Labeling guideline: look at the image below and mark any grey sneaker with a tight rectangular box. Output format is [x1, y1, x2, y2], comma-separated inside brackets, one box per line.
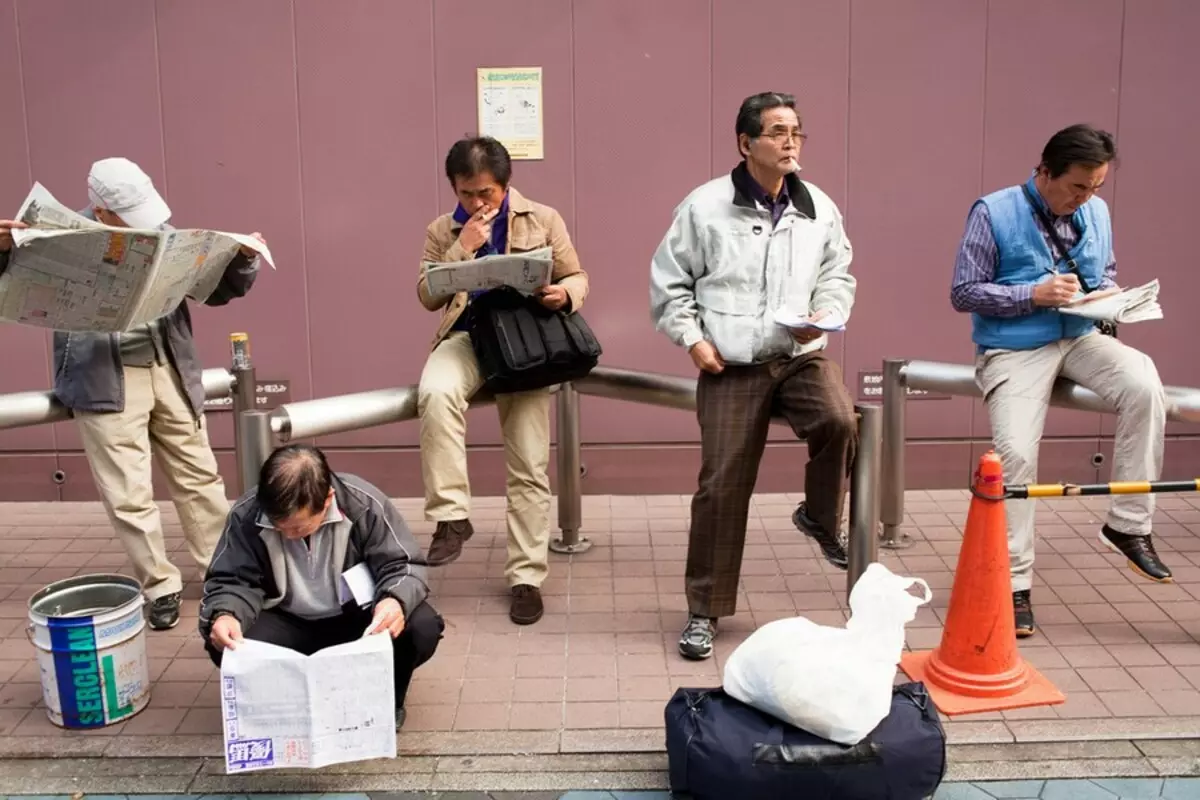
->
[427, 519, 474, 566]
[395, 707, 407, 731]
[678, 614, 717, 660]
[148, 592, 181, 631]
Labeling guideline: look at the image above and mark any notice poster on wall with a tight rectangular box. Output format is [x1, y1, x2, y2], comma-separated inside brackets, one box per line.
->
[476, 67, 544, 160]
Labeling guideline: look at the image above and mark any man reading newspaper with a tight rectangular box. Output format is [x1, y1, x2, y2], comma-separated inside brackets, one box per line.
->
[0, 157, 266, 631]
[200, 444, 444, 732]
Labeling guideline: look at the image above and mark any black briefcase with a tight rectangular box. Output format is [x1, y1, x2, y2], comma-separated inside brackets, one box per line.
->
[468, 286, 602, 394]
[665, 682, 947, 800]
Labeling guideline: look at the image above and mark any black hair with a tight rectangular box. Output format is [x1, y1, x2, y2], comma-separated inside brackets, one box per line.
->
[256, 444, 332, 521]
[1040, 124, 1117, 179]
[735, 91, 800, 155]
[444, 136, 512, 187]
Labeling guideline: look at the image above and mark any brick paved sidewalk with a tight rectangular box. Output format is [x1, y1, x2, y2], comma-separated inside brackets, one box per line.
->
[0, 491, 1198, 776]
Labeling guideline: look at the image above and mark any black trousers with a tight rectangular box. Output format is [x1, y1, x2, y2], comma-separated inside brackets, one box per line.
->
[205, 600, 444, 707]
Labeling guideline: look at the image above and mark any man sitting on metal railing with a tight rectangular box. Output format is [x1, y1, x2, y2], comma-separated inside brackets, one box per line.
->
[649, 92, 859, 661]
[0, 158, 265, 633]
[950, 124, 1171, 639]
[415, 137, 590, 626]
[199, 444, 443, 731]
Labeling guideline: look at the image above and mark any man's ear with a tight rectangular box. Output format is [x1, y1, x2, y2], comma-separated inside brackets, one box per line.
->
[738, 134, 751, 158]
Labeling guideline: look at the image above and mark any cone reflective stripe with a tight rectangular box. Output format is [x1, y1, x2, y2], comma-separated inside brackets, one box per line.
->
[900, 450, 1065, 715]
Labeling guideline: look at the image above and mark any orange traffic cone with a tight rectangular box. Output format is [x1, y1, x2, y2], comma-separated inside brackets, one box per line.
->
[900, 450, 1065, 715]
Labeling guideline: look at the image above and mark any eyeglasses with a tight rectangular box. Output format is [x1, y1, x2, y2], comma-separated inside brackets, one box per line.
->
[759, 128, 808, 144]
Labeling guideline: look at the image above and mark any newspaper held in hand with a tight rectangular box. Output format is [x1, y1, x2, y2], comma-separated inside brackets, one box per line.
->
[423, 246, 553, 299]
[220, 633, 396, 773]
[773, 307, 847, 332]
[1059, 279, 1162, 325]
[0, 182, 274, 334]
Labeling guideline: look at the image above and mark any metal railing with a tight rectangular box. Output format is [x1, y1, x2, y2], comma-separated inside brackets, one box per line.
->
[0, 367, 236, 432]
[879, 358, 1200, 548]
[239, 363, 884, 599]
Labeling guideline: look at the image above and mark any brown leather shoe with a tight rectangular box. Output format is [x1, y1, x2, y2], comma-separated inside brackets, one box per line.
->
[427, 519, 474, 566]
[510, 584, 544, 625]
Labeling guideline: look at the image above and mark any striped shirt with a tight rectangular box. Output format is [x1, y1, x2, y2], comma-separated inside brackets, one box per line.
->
[950, 201, 1117, 318]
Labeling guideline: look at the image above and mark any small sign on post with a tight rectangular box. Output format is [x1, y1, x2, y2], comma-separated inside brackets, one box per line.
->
[857, 370, 950, 402]
[204, 380, 291, 413]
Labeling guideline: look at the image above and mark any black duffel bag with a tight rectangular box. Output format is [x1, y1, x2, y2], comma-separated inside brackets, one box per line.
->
[468, 285, 602, 394]
[665, 682, 947, 800]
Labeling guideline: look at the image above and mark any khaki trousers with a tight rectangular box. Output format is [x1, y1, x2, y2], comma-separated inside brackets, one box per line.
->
[75, 363, 230, 600]
[976, 331, 1166, 592]
[417, 332, 552, 587]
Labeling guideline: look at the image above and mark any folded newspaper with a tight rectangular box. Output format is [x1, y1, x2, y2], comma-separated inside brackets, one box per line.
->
[0, 182, 274, 334]
[220, 633, 396, 773]
[422, 246, 553, 299]
[1059, 279, 1162, 324]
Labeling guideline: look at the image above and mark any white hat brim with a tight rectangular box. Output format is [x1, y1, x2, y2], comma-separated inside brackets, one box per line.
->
[113, 191, 172, 230]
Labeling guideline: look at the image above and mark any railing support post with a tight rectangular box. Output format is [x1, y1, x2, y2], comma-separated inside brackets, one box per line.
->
[229, 333, 257, 495]
[880, 358, 913, 549]
[550, 382, 590, 555]
[237, 410, 274, 495]
[848, 403, 883, 600]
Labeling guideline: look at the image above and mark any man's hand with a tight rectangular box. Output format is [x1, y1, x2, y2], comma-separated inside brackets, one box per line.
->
[1032, 273, 1081, 308]
[689, 340, 725, 374]
[790, 308, 830, 344]
[366, 597, 406, 639]
[536, 284, 569, 311]
[0, 219, 29, 253]
[458, 206, 500, 253]
[239, 232, 266, 258]
[209, 614, 244, 652]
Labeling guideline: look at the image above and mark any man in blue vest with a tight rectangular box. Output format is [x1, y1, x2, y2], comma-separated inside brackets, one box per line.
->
[950, 124, 1169, 639]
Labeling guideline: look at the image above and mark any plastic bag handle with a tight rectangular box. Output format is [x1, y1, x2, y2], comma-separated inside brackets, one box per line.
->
[906, 577, 932, 604]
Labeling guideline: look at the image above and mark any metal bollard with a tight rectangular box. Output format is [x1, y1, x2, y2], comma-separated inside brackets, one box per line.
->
[236, 410, 275, 494]
[550, 382, 591, 555]
[229, 332, 257, 495]
[879, 359, 913, 549]
[847, 403, 883, 599]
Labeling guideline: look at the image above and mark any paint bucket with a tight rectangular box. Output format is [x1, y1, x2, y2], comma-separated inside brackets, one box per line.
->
[26, 574, 151, 728]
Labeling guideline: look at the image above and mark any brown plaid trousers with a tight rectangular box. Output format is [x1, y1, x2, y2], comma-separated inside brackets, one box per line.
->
[685, 351, 858, 618]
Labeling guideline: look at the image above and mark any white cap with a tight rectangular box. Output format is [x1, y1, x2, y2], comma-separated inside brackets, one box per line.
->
[86, 157, 172, 229]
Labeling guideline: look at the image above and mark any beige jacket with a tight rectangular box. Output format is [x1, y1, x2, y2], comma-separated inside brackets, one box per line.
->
[417, 187, 590, 349]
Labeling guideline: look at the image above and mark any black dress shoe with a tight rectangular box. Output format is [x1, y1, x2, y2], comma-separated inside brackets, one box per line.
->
[1099, 526, 1172, 583]
[1013, 589, 1035, 639]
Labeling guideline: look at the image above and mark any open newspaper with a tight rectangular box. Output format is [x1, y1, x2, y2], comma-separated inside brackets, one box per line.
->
[422, 246, 553, 299]
[0, 182, 274, 334]
[220, 633, 396, 773]
[1059, 279, 1162, 325]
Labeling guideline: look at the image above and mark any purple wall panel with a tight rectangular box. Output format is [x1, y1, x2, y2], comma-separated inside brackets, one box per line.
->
[1104, 0, 1200, 440]
[845, 0, 986, 445]
[0, 1, 54, 456]
[431, 0, 578, 447]
[969, 0, 1123, 442]
[10, 0, 167, 459]
[154, 0, 309, 453]
[572, 0, 712, 445]
[1, 0, 1199, 499]
[292, 0, 438, 449]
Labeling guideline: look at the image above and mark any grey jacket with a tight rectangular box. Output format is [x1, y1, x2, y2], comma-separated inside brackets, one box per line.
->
[198, 472, 431, 639]
[0, 209, 259, 416]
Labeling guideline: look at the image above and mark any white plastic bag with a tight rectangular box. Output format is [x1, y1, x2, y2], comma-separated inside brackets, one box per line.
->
[721, 562, 932, 745]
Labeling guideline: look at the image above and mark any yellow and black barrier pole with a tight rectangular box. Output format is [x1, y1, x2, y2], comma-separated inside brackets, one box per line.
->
[1005, 479, 1200, 500]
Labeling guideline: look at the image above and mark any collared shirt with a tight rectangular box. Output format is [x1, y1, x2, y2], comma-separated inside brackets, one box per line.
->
[742, 171, 791, 229]
[951, 183, 1117, 318]
[118, 321, 169, 367]
[259, 498, 348, 620]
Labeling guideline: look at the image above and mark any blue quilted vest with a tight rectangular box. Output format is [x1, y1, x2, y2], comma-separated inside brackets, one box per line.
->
[971, 178, 1111, 351]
